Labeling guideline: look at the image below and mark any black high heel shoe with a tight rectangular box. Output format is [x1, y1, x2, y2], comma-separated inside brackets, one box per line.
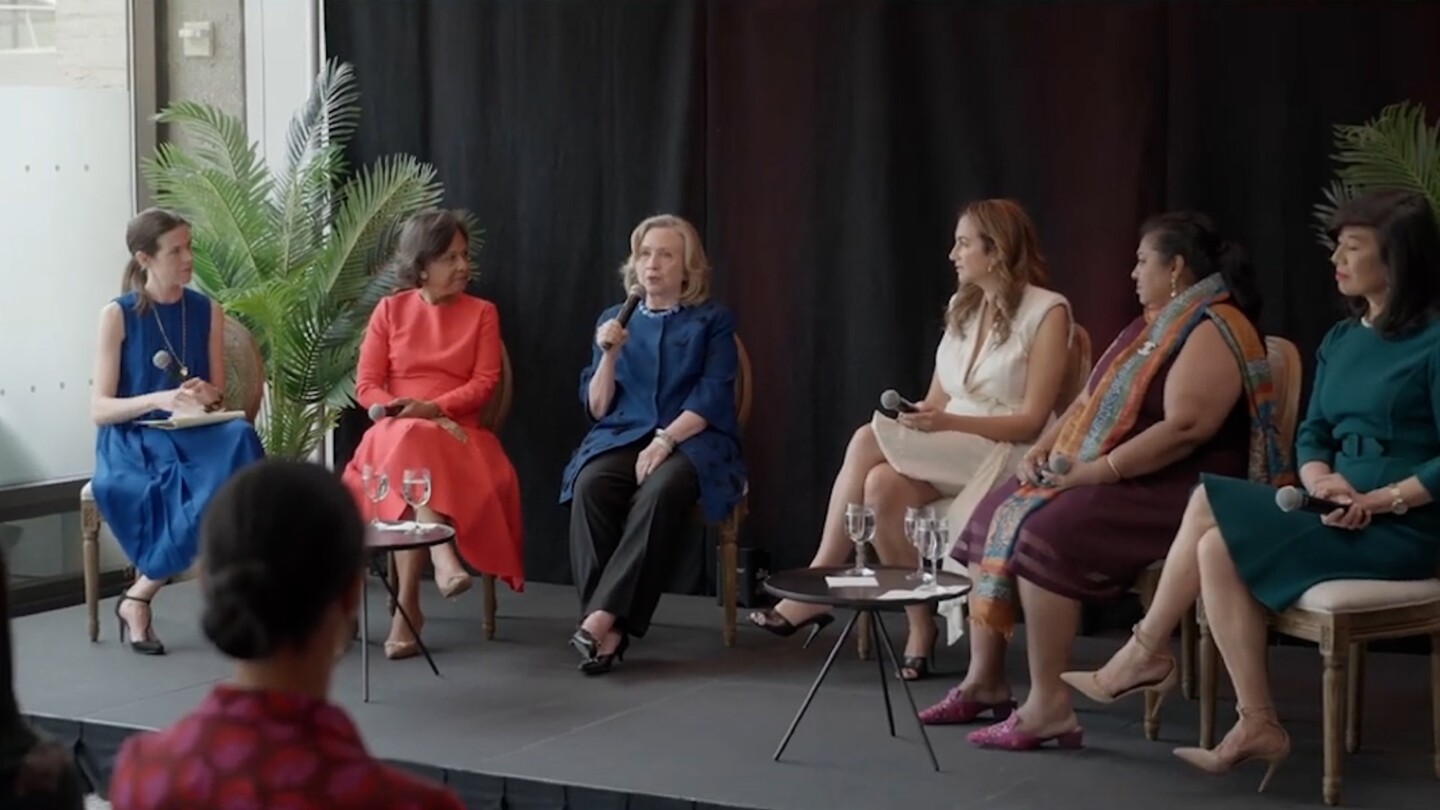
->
[115, 595, 165, 655]
[580, 631, 630, 676]
[897, 619, 938, 681]
[747, 608, 835, 648]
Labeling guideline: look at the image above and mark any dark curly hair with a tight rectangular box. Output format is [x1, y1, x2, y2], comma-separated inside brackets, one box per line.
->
[388, 209, 471, 288]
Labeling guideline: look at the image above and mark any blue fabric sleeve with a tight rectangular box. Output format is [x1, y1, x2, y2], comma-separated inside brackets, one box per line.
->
[1412, 333, 1440, 497]
[679, 306, 739, 430]
[1294, 323, 1340, 469]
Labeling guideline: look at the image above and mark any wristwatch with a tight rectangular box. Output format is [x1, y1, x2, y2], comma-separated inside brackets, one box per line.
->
[1388, 484, 1408, 515]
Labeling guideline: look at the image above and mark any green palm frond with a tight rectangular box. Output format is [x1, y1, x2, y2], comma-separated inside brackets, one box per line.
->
[144, 57, 465, 460]
[1313, 101, 1440, 246]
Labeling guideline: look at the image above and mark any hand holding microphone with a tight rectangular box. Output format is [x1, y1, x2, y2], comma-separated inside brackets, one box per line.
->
[598, 285, 645, 353]
[1275, 484, 1371, 530]
[880, 389, 919, 414]
[369, 399, 440, 421]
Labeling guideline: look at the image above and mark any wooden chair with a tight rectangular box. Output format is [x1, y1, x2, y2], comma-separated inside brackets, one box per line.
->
[716, 334, 753, 647]
[856, 324, 1094, 660]
[81, 314, 264, 641]
[385, 342, 513, 640]
[1197, 338, 1439, 807]
[1137, 335, 1304, 738]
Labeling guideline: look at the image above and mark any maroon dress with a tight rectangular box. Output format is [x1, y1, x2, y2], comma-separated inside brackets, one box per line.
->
[109, 685, 463, 810]
[954, 316, 1250, 601]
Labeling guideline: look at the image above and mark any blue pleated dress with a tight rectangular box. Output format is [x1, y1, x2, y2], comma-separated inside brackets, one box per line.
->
[92, 289, 265, 580]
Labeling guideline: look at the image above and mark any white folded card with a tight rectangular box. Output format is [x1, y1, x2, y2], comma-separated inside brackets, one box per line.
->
[137, 410, 246, 430]
[373, 520, 446, 533]
[825, 576, 879, 588]
[873, 585, 969, 600]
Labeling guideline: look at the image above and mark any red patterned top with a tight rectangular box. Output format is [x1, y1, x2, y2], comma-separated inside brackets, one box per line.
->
[109, 685, 463, 810]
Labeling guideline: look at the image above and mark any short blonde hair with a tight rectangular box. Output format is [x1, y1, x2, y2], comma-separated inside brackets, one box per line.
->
[618, 214, 711, 307]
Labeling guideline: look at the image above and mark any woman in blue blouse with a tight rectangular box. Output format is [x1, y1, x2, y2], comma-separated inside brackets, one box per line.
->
[560, 214, 745, 675]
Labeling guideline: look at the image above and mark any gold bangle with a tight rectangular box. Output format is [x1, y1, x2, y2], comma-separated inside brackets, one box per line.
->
[1105, 454, 1124, 481]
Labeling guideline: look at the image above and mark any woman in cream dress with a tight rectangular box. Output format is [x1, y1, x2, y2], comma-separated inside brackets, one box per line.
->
[750, 199, 1074, 679]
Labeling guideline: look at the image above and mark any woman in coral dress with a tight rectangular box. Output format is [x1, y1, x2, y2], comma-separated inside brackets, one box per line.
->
[341, 210, 523, 659]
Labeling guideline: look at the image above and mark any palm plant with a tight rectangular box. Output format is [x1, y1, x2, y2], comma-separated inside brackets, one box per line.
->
[141, 59, 469, 460]
[1313, 101, 1440, 246]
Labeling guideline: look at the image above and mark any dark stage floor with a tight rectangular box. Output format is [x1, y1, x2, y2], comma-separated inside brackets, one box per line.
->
[12, 579, 1438, 809]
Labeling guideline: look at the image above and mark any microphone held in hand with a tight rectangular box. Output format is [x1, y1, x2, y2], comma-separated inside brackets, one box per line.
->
[880, 389, 918, 414]
[1275, 485, 1348, 515]
[367, 402, 404, 421]
[600, 285, 645, 351]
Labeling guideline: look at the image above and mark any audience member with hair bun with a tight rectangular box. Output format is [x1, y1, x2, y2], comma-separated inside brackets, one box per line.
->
[339, 209, 524, 661]
[109, 459, 464, 809]
[91, 208, 265, 657]
[1, 550, 86, 810]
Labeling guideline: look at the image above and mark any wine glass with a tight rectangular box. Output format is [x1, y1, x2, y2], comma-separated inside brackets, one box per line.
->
[361, 465, 388, 526]
[924, 517, 951, 589]
[905, 505, 935, 582]
[843, 502, 877, 576]
[400, 468, 432, 533]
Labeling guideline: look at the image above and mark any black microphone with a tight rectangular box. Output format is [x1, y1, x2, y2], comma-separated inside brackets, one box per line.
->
[880, 389, 918, 414]
[1275, 485, 1348, 515]
[367, 403, 403, 420]
[601, 285, 645, 351]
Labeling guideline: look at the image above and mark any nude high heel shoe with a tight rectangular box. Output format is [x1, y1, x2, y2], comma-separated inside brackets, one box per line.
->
[1173, 707, 1291, 793]
[1061, 623, 1177, 708]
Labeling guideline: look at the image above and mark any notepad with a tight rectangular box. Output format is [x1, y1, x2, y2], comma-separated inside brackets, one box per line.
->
[137, 410, 247, 430]
[825, 576, 879, 588]
[874, 585, 969, 600]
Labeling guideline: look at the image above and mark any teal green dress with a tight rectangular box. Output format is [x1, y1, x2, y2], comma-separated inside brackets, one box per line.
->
[1204, 317, 1440, 612]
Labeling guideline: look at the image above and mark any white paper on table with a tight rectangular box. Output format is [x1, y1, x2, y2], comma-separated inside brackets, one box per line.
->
[825, 576, 879, 588]
[373, 520, 445, 533]
[875, 585, 969, 600]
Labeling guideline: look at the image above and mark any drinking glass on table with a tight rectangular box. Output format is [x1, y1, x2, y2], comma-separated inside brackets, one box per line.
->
[400, 467, 432, 533]
[905, 505, 935, 582]
[843, 502, 877, 576]
[923, 517, 951, 590]
[361, 464, 389, 526]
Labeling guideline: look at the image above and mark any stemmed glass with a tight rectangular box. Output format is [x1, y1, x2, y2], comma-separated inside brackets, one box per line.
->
[400, 468, 432, 534]
[361, 464, 389, 527]
[843, 502, 877, 576]
[922, 517, 951, 590]
[905, 505, 935, 582]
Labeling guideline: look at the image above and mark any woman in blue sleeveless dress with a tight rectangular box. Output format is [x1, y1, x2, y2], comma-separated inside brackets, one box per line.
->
[90, 208, 265, 655]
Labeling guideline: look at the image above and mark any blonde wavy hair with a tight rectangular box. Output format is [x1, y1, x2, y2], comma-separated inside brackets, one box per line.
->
[618, 214, 711, 307]
[946, 199, 1050, 344]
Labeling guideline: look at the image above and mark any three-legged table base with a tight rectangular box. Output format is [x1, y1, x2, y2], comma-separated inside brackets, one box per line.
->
[361, 553, 442, 702]
[773, 608, 940, 771]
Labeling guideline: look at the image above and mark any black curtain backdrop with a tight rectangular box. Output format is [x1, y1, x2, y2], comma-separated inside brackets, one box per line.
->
[325, 0, 1440, 589]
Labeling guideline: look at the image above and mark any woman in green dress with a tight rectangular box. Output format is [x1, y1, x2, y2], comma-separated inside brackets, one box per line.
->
[1060, 187, 1440, 791]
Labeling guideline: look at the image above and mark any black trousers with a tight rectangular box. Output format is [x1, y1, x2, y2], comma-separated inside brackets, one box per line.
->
[569, 441, 700, 638]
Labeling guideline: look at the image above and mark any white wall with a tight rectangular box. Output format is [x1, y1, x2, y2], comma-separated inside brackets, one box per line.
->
[243, 0, 320, 174]
[0, 2, 132, 488]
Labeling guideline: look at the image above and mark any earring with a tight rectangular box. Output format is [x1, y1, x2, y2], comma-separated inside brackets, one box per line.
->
[419, 271, 429, 281]
[1169, 275, 1178, 299]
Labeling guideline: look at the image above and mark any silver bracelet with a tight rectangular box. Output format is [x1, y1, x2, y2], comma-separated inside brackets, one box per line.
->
[654, 429, 677, 451]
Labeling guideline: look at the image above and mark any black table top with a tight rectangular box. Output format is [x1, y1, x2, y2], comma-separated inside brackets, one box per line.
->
[365, 521, 456, 552]
[763, 565, 971, 608]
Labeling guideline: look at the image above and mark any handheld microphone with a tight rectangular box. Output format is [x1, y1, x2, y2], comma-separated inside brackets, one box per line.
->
[1047, 455, 1071, 475]
[1275, 485, 1348, 515]
[152, 350, 187, 382]
[367, 402, 404, 420]
[880, 389, 918, 414]
[600, 285, 645, 351]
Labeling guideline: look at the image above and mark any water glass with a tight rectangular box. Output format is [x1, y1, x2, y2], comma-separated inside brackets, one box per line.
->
[904, 505, 934, 581]
[843, 502, 877, 576]
[401, 467, 433, 532]
[361, 464, 389, 526]
[925, 517, 951, 588]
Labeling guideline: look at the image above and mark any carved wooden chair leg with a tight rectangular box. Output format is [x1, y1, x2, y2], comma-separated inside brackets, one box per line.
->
[1346, 642, 1365, 754]
[1320, 624, 1349, 807]
[81, 499, 102, 642]
[482, 573, 497, 640]
[1198, 606, 1219, 749]
[720, 517, 739, 648]
[1181, 607, 1198, 700]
